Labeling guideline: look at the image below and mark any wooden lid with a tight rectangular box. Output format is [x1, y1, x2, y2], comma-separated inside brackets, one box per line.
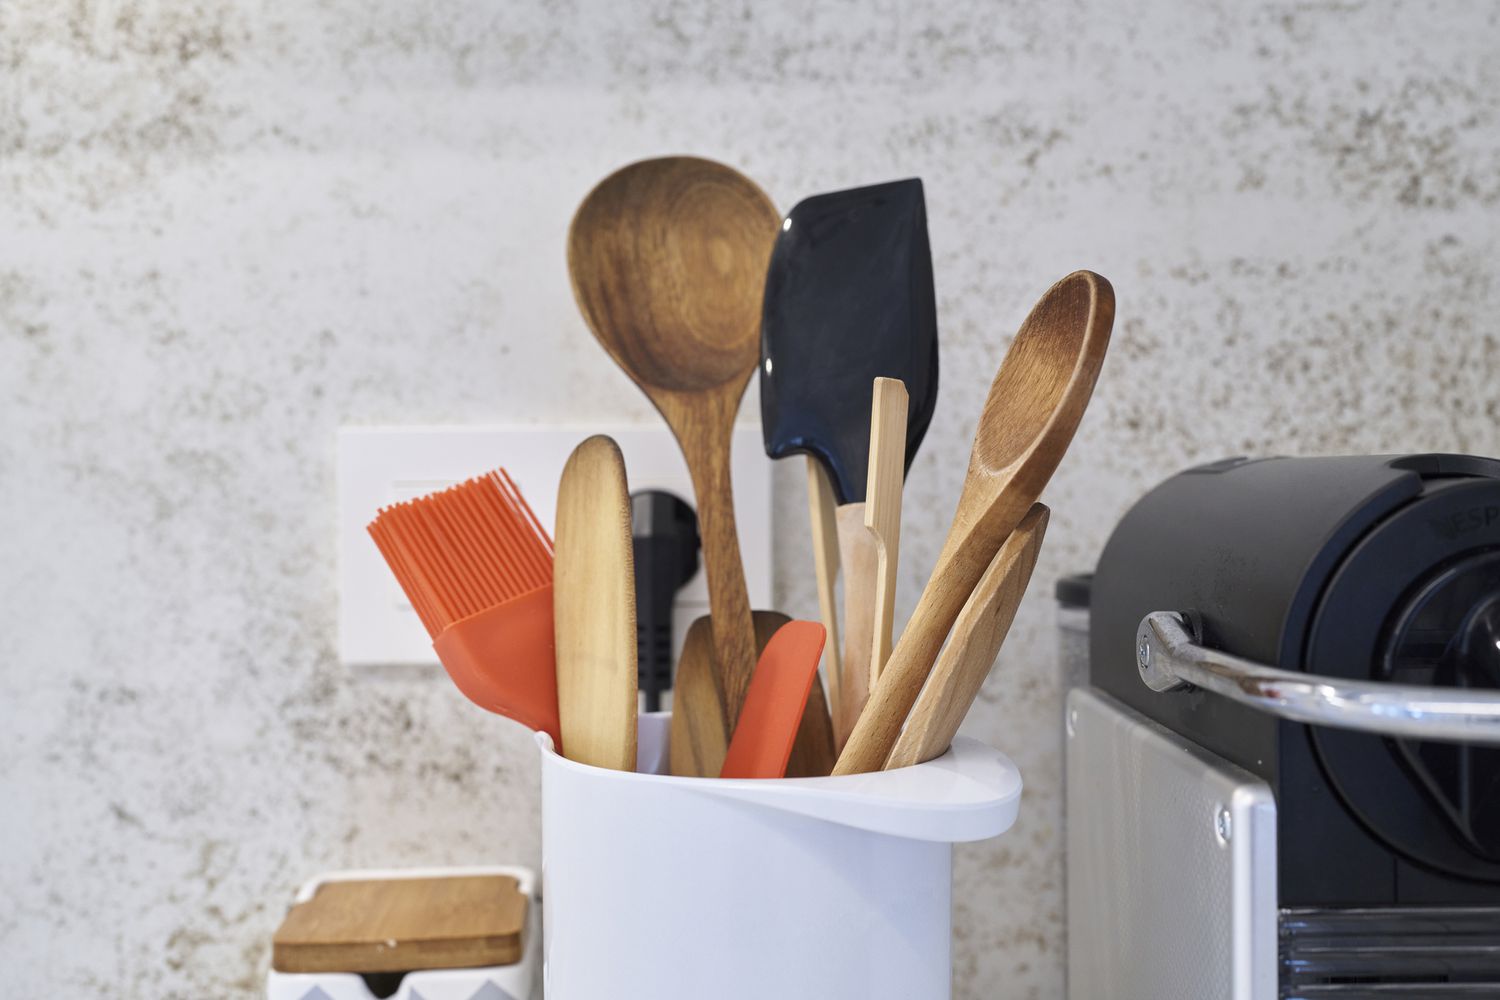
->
[271, 874, 526, 974]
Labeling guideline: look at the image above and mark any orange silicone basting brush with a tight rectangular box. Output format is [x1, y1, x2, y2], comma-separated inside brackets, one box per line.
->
[368, 469, 561, 749]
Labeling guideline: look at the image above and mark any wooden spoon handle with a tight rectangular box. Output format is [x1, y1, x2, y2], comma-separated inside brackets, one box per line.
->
[679, 420, 758, 731]
[885, 504, 1048, 769]
[834, 502, 877, 749]
[806, 457, 845, 727]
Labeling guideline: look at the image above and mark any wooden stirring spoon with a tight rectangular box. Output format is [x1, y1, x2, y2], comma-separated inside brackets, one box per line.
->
[568, 157, 779, 737]
[885, 503, 1048, 769]
[834, 271, 1113, 775]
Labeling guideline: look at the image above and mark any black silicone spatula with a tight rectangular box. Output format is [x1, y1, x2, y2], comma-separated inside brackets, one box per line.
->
[759, 178, 939, 744]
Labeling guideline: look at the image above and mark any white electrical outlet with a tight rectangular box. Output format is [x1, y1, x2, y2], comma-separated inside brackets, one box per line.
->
[336, 425, 775, 672]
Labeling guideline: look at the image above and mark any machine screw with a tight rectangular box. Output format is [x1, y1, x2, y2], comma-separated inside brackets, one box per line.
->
[1137, 635, 1151, 670]
[1215, 806, 1233, 844]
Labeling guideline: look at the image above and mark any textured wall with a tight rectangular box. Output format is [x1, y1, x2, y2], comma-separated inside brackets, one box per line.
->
[3, 1, 1498, 996]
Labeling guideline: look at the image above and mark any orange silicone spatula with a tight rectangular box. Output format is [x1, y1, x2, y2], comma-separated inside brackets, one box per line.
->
[720, 621, 828, 779]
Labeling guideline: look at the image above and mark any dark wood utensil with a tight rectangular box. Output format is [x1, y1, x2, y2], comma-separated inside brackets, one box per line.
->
[669, 610, 835, 778]
[568, 156, 779, 739]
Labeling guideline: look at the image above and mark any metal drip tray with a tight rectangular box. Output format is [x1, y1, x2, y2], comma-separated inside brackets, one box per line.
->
[1281, 906, 1500, 997]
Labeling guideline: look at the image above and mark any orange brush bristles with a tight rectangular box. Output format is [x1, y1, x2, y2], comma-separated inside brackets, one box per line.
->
[369, 469, 552, 635]
[368, 470, 562, 746]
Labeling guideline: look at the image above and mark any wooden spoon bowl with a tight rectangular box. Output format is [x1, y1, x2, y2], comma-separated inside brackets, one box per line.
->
[971, 273, 1105, 478]
[569, 157, 778, 394]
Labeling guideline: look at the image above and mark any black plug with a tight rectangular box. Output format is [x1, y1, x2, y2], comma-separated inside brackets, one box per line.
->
[630, 490, 701, 712]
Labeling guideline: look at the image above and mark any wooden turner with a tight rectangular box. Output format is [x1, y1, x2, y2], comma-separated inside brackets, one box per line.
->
[721, 621, 828, 779]
[885, 503, 1048, 769]
[554, 435, 637, 771]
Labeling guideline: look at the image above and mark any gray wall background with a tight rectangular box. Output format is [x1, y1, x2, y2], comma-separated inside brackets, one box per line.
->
[3, 1, 1498, 996]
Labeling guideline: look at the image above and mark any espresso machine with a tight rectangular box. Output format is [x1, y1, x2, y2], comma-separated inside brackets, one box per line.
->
[1065, 453, 1500, 999]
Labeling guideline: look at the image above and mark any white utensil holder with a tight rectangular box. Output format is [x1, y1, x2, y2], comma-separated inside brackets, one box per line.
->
[265, 866, 540, 1000]
[539, 712, 1023, 999]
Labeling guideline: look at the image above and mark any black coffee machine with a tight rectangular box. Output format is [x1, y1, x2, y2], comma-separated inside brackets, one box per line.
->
[1066, 454, 1500, 999]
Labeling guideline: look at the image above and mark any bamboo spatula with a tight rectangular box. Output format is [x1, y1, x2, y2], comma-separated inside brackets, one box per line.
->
[864, 377, 909, 681]
[554, 435, 637, 771]
[885, 503, 1048, 769]
[830, 378, 908, 747]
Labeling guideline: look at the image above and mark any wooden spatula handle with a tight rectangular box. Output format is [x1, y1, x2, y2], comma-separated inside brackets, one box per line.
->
[864, 377, 909, 681]
[834, 502, 877, 749]
[806, 457, 845, 725]
[678, 420, 758, 730]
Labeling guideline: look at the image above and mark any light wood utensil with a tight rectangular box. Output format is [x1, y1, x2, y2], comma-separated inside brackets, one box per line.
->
[568, 156, 778, 738]
[834, 270, 1114, 775]
[831, 378, 909, 749]
[806, 459, 845, 719]
[863, 377, 909, 681]
[721, 620, 828, 779]
[554, 435, 638, 771]
[885, 503, 1048, 769]
[272, 874, 526, 974]
[671, 611, 835, 778]
[833, 504, 878, 747]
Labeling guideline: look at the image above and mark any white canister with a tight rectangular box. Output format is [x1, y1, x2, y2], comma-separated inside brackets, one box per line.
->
[539, 712, 1022, 999]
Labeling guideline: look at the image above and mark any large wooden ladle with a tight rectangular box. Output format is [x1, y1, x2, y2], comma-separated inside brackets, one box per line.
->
[567, 156, 780, 734]
[834, 271, 1114, 774]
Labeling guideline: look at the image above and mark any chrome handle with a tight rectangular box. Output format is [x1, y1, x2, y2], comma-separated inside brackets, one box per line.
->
[1136, 611, 1500, 745]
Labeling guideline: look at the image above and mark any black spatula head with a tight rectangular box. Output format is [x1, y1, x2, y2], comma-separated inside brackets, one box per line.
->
[760, 178, 938, 505]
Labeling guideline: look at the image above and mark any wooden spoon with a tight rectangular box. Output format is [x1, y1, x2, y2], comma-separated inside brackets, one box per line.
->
[568, 156, 779, 735]
[834, 271, 1114, 775]
[553, 435, 637, 771]
[670, 611, 835, 778]
[885, 503, 1048, 769]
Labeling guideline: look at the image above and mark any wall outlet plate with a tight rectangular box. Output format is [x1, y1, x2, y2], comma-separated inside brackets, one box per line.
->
[337, 425, 774, 673]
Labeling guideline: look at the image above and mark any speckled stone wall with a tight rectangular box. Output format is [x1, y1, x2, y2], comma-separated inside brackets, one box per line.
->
[3, 1, 1498, 996]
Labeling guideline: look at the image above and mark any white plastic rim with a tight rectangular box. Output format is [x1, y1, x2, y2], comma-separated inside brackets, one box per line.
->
[538, 712, 1022, 1000]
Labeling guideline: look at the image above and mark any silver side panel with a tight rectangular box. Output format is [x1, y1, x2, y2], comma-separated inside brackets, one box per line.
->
[1066, 688, 1277, 1000]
